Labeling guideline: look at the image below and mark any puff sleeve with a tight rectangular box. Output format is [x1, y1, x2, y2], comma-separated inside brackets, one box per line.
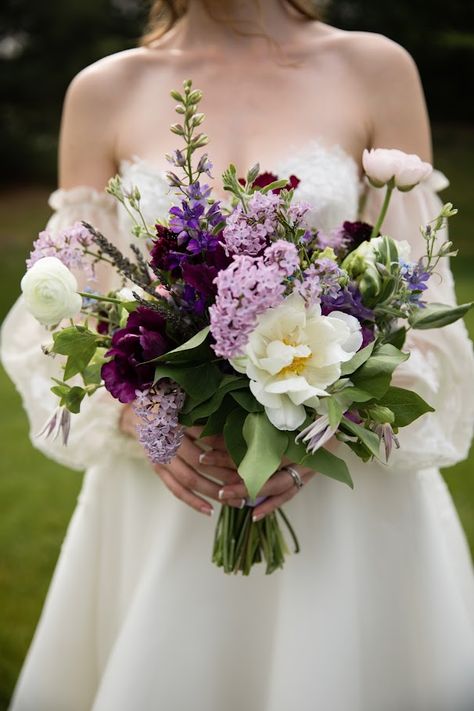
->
[361, 171, 474, 470]
[0, 187, 145, 470]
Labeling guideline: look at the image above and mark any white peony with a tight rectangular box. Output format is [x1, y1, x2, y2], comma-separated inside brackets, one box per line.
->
[21, 256, 82, 326]
[362, 148, 432, 191]
[231, 293, 363, 430]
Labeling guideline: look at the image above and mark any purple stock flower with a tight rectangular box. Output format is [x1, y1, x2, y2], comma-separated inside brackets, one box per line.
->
[101, 307, 170, 403]
[209, 255, 285, 358]
[133, 382, 185, 464]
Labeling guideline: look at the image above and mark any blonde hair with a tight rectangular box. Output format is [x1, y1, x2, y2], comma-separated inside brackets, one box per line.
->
[141, 0, 321, 46]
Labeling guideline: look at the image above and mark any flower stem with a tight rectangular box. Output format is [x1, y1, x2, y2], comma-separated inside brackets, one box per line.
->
[371, 182, 394, 238]
[78, 292, 123, 305]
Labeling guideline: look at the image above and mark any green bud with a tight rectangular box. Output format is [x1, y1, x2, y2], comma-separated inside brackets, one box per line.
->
[188, 89, 203, 104]
[170, 90, 184, 102]
[175, 105, 185, 115]
[170, 123, 185, 136]
[367, 405, 395, 425]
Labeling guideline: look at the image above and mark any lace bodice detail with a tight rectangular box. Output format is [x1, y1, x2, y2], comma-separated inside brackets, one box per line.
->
[118, 140, 363, 235]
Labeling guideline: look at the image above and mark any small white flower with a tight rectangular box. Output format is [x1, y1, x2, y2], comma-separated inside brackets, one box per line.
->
[117, 286, 145, 302]
[363, 148, 432, 191]
[230, 293, 363, 431]
[21, 256, 82, 326]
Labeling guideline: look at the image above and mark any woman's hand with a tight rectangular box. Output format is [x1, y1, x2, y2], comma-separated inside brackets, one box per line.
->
[120, 405, 245, 516]
[217, 463, 316, 522]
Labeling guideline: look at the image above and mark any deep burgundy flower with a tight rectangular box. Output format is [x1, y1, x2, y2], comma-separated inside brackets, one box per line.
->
[238, 171, 300, 194]
[101, 307, 170, 403]
[341, 221, 375, 250]
[150, 225, 178, 274]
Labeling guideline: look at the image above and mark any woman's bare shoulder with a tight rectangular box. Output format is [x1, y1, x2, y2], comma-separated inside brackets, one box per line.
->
[319, 25, 419, 84]
[65, 47, 155, 107]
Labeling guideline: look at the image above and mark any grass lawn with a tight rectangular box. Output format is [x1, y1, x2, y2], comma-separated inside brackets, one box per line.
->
[0, 126, 473, 708]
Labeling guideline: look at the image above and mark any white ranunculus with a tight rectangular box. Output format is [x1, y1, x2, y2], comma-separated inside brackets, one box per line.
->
[230, 293, 363, 431]
[21, 256, 82, 326]
[356, 236, 412, 264]
[362, 148, 433, 191]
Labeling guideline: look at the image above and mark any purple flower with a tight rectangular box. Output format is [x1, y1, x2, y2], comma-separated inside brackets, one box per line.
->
[263, 240, 299, 277]
[317, 221, 374, 257]
[296, 258, 344, 305]
[209, 255, 285, 358]
[238, 171, 301, 194]
[222, 191, 281, 256]
[27, 221, 94, 278]
[321, 284, 375, 322]
[400, 260, 430, 306]
[101, 307, 170, 403]
[133, 382, 185, 464]
[374, 422, 400, 462]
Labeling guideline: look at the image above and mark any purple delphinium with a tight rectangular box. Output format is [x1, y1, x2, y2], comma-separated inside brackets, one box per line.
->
[222, 191, 281, 257]
[101, 306, 170, 403]
[209, 255, 286, 358]
[263, 240, 299, 277]
[133, 381, 185, 464]
[27, 221, 94, 278]
[399, 260, 430, 306]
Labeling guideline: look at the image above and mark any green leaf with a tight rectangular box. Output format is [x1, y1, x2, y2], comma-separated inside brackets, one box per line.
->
[52, 326, 98, 380]
[382, 327, 407, 350]
[351, 344, 409, 399]
[409, 302, 473, 330]
[186, 376, 247, 422]
[154, 362, 221, 401]
[377, 386, 434, 427]
[340, 416, 381, 459]
[199, 396, 237, 437]
[238, 413, 289, 500]
[327, 396, 344, 429]
[340, 341, 375, 376]
[230, 390, 264, 413]
[260, 178, 289, 194]
[81, 362, 102, 386]
[51, 381, 86, 414]
[223, 408, 248, 467]
[344, 439, 372, 462]
[301, 448, 354, 488]
[154, 326, 211, 363]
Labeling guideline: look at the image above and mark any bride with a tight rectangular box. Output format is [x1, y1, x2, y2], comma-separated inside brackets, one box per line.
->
[2, 1, 474, 709]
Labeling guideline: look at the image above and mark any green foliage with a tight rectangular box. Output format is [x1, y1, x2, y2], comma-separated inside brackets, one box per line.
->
[377, 386, 435, 427]
[52, 326, 99, 381]
[350, 344, 409, 399]
[409, 301, 473, 329]
[238, 413, 289, 500]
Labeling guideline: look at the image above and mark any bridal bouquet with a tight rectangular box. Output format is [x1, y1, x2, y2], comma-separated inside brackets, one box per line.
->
[21, 80, 472, 574]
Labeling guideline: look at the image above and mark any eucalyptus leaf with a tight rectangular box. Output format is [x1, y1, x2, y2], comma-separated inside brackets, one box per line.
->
[409, 302, 473, 330]
[238, 413, 289, 500]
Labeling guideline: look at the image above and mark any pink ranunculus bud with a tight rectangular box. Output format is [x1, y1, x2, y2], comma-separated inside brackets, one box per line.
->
[362, 148, 433, 191]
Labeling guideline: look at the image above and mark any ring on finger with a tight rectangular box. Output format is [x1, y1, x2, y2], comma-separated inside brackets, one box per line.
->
[282, 465, 304, 490]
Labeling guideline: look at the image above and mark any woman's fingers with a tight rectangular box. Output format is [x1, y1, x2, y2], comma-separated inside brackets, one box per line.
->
[252, 471, 315, 520]
[157, 466, 214, 516]
[218, 466, 304, 501]
[178, 436, 240, 486]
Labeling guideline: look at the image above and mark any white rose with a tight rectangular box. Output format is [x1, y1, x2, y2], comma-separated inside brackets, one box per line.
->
[230, 293, 363, 431]
[21, 256, 82, 326]
[362, 148, 433, 191]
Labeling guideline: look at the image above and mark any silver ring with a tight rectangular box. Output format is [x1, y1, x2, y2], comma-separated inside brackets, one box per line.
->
[284, 465, 304, 490]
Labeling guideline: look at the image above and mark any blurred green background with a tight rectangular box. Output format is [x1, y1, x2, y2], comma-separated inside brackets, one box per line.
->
[0, 0, 473, 708]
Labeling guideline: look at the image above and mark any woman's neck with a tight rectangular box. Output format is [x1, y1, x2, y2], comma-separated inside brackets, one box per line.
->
[169, 0, 313, 53]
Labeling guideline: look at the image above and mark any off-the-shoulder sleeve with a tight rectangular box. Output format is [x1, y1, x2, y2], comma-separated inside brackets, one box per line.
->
[0, 187, 145, 470]
[361, 171, 474, 470]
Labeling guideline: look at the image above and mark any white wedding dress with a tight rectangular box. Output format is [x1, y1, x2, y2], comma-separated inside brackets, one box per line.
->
[2, 140, 474, 711]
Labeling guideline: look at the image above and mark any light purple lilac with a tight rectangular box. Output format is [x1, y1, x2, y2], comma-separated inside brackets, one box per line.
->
[27, 221, 94, 279]
[295, 258, 344, 305]
[133, 382, 186, 464]
[263, 240, 299, 277]
[209, 255, 286, 358]
[222, 191, 281, 256]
